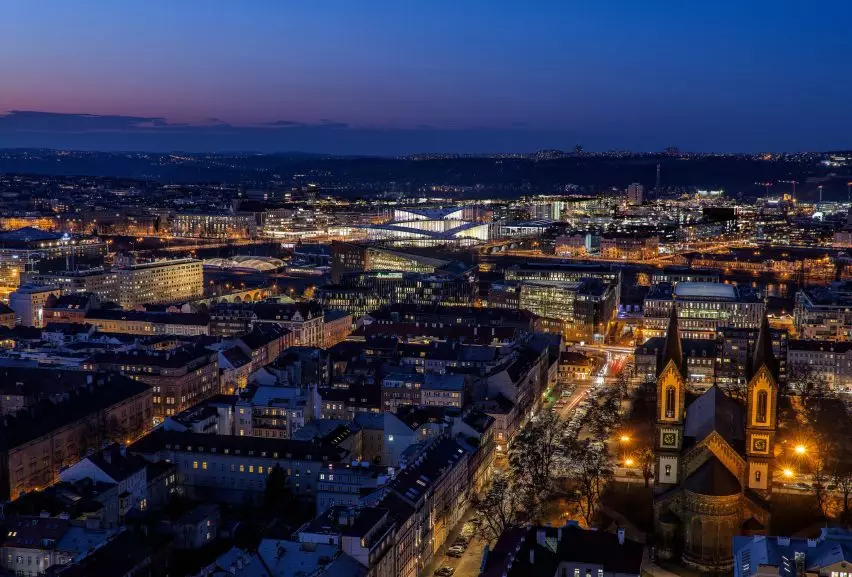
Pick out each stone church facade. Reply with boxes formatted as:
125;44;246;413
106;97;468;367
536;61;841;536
653;309;778;571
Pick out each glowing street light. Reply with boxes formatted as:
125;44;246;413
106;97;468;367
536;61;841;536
782;468;794;478
794;445;807;456
624;458;635;467
620;435;631;443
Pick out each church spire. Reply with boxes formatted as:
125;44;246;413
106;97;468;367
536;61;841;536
751;313;778;380
660;305;684;376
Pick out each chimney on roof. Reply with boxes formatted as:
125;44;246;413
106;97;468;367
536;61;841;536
617;527;625;545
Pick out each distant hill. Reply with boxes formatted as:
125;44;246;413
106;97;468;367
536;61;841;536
0;149;849;200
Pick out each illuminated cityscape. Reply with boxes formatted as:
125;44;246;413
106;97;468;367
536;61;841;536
2;3;852;577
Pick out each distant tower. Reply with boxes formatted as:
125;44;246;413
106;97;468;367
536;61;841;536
655;163;661;197
627;183;644;205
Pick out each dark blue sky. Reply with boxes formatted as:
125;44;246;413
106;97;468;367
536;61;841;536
1;0;850;154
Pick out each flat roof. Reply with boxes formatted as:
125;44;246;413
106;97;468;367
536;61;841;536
673;282;736;300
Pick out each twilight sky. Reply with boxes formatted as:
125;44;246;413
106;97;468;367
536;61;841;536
1;0;851;154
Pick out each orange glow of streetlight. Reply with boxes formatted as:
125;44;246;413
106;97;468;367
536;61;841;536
782;468;794;478
794;444;807;456
624;458;635;467
620;435;631;443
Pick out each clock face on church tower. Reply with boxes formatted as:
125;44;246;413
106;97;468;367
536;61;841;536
752;438;767;452
662;432;677;447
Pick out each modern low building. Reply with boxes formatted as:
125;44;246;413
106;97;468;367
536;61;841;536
644;281;764;339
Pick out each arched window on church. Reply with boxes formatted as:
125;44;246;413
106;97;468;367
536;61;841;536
665;386;676;419
664;464;671;477
756;390;768;423
755;470;761;482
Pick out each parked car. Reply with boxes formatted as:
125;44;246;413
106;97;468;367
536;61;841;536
435;567;455;576
447;546;465;557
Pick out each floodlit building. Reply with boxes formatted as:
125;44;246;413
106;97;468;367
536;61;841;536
362;207;492;246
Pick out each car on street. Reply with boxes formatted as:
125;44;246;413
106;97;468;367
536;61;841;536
435;567;455;576
447;546;465;557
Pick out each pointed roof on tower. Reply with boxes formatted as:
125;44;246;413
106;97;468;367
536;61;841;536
750;313;778;381
659;306;684;377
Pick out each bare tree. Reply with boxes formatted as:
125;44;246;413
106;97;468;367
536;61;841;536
508;408;569;519
832;464;852;521
469;473;521;544
811;455;831;518
566;439;613;526
639;447;655;489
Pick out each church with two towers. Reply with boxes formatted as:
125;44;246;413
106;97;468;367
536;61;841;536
653;307;779;571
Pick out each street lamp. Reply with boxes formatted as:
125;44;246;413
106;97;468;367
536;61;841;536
782;468;794;478
620;435;631;443
624;458;635;467
794;444;807;456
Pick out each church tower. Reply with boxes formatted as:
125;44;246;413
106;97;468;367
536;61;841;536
745;315;779;492
655;306;687;489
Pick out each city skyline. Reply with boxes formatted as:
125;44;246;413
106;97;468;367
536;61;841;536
2;0;852;154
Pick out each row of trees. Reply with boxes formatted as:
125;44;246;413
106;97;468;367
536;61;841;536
471;406;616;543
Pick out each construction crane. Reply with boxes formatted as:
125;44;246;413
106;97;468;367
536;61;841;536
779;179;798;200
755;181;773;199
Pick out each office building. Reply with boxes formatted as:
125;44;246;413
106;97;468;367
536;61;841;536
644;282;764;339
795;282;852;340
23;268;120;304
114;256;203;308
493;278;616;341
170;211;258;239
